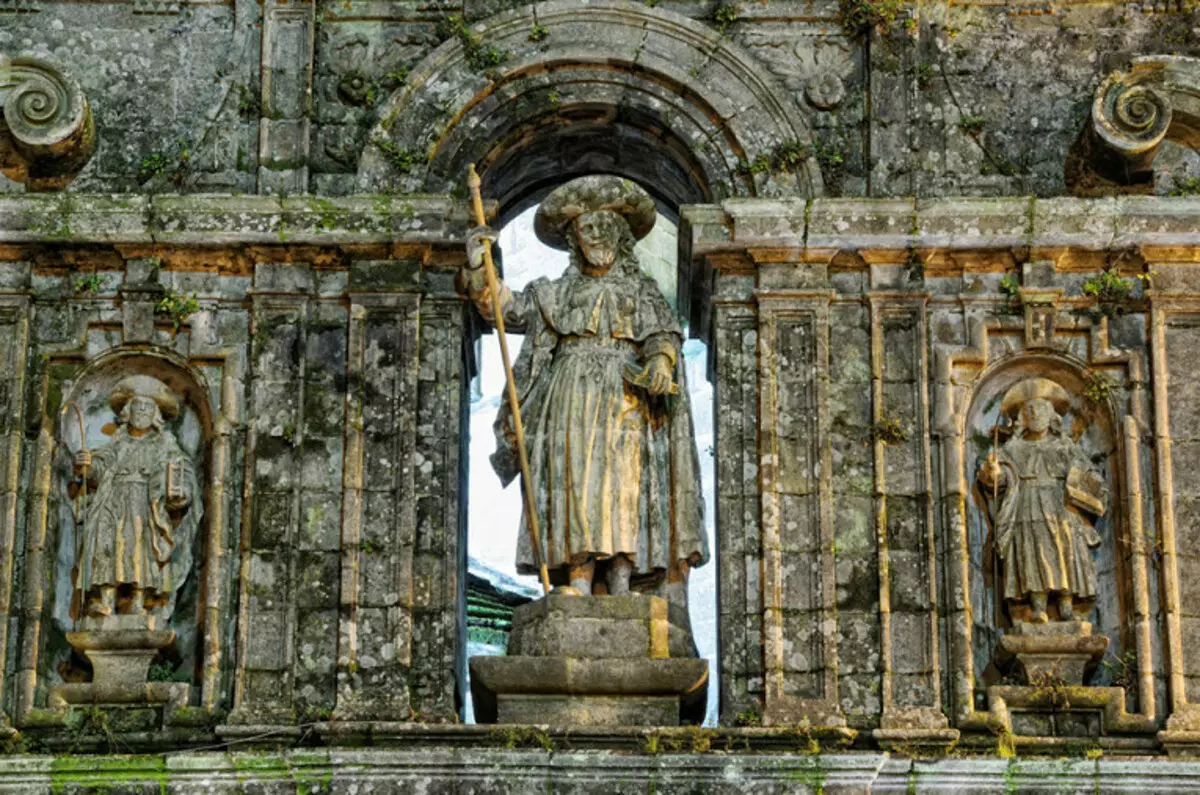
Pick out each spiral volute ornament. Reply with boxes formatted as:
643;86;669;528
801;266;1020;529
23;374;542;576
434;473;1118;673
0;55;94;190
1093;72;1172;156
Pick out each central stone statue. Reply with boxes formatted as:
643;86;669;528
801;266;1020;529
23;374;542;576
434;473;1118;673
463;175;709;604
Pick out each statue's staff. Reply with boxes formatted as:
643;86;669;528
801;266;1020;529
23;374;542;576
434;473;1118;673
466;164;552;595
61;401;88;616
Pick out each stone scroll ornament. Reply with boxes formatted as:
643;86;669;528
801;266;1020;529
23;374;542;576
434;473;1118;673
0;54;94;190
977;378;1108;626
460;175;710;604
1066;55;1200;195
66;375;201;623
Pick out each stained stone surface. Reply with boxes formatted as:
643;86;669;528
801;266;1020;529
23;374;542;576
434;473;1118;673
3;0;1200;781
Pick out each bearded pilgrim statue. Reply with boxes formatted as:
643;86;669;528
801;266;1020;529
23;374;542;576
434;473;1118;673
461;175;709;605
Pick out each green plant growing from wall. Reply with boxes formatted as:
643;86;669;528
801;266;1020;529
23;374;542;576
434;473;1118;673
235;83;261;120
73;272;104;296
156;287;200;330
773;140;811;173
873;416;910;445
838;0;904;37
372;137;418;173
712;3;740;34
139;137;194;188
438;15;509;73
1169;176;1200;196
1081;266;1152;317
1083;370;1117;406
528;22;550;41
999;272;1021;314
957;115;986;136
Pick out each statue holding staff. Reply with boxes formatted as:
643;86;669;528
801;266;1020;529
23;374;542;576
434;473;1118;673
461;175;709;603
978;378;1108;624
68;375;201;620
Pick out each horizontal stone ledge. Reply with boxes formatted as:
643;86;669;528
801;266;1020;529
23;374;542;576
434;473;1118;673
0;194;481;246
685;195;1200;254
1;748;1200;792
2;194;1200;253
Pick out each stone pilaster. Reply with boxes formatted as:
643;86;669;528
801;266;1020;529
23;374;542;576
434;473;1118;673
258;0;315;194
869;295;957;749
411;290;471;720
229;265;313;725
334;261;421;721
0;262;30;735
710;264;762;725
756;287;847;730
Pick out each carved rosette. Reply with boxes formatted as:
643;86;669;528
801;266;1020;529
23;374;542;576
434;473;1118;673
1068;55;1200;195
0;55;95;191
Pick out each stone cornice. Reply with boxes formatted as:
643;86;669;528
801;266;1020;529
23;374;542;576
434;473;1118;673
682;196;1200;261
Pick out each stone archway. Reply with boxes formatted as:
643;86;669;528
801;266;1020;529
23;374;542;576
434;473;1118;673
356;0;823;212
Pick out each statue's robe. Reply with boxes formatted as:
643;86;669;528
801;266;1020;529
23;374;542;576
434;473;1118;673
983;435;1106;601
78;427;200;615
479;265;709;585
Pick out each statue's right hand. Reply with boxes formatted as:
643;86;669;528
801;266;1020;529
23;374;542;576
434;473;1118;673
983;453;1002;483
466;226;497;270
74;450;92;473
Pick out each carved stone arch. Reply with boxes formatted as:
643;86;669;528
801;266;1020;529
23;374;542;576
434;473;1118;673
356;0;823;215
1067;55;1200;196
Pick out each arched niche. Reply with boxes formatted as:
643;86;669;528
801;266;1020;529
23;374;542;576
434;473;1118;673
961;354;1128;689
14;344;236;724
356;0;824;211
935;313;1159;731
51;350;214;684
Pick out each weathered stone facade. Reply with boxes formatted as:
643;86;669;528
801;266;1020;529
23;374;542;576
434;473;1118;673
1;0;1200;791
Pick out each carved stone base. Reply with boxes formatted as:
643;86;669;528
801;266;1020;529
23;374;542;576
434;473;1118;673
66;614;176;689
873;707;959;751
998;620;1109;685
1159;705;1200;756
469;594;708;727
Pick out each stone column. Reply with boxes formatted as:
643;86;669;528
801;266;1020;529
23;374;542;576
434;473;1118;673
756;287;847;730
410;289;471;720
230;264;316;725
334;262;420;721
869;295;956;749
0;262;30;735
710;265;763;725
1150;288;1200;753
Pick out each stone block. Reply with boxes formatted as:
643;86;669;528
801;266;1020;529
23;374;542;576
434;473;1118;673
496;694;679;727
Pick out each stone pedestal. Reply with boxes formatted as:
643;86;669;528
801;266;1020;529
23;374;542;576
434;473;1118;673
47;614;188;719
998;620;1109;685
67;614;176;689
469;594;708;727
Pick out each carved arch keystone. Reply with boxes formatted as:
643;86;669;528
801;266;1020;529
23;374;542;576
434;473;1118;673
0;55;94;191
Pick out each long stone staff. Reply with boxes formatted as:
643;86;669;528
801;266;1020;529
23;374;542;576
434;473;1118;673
61;401;88;620
466;164;552;595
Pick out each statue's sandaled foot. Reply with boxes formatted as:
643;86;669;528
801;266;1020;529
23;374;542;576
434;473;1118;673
1057;595;1075;621
1029;592;1049;623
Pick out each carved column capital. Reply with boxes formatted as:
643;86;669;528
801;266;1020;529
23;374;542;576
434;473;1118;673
1068;56;1200;196
0;55;94;191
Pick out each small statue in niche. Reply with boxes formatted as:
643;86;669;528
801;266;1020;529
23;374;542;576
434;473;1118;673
978;378;1108;624
69;375;200;621
460;175;709;602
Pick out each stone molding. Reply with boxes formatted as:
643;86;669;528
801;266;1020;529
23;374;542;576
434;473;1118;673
1067;55;1200;196
0;55;93;191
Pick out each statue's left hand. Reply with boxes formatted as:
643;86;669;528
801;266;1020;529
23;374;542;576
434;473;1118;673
641;354;674;396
